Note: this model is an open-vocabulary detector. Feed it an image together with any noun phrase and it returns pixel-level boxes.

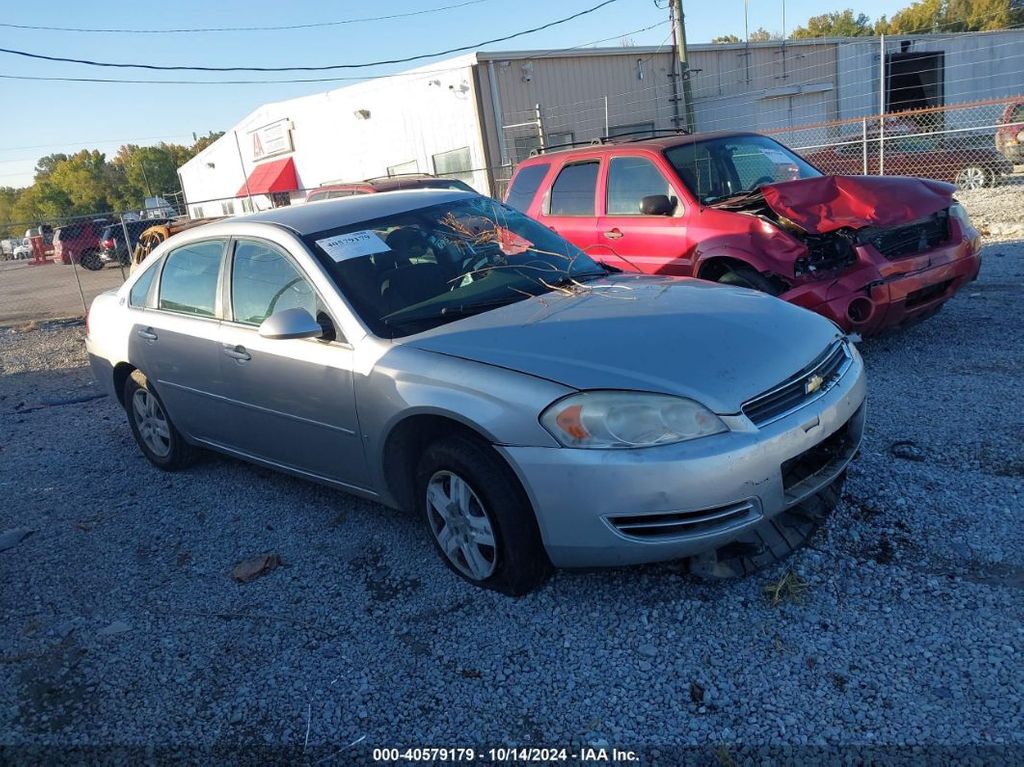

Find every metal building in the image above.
[178,30,1024,215]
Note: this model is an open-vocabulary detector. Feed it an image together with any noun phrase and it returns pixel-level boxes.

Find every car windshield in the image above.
[304,197,607,338]
[665,135,821,205]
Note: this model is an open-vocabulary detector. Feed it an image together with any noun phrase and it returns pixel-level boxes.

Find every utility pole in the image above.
[670,0,696,132]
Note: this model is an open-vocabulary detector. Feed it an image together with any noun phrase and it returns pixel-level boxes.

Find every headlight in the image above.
[540,391,727,449]
[949,203,972,228]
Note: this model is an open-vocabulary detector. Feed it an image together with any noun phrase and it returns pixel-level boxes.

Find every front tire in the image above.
[123,370,195,470]
[716,264,781,295]
[415,436,550,595]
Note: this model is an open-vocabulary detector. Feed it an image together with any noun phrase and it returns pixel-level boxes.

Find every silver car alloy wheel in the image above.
[426,470,497,581]
[132,388,171,458]
[955,166,987,190]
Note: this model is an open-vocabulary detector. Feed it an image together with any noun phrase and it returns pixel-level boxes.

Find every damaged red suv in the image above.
[505,132,982,334]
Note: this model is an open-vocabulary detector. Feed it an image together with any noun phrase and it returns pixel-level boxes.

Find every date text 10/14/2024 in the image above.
[372,746,640,762]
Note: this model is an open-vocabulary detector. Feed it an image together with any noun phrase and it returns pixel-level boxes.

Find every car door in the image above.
[530,157,603,256]
[593,153,692,276]
[216,237,370,490]
[128,238,232,443]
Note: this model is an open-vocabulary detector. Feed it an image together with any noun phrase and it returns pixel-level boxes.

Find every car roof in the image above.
[234,189,477,236]
[517,130,761,163]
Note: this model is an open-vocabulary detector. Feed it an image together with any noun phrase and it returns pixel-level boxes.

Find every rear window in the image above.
[548,161,599,216]
[158,240,225,317]
[505,164,549,211]
[129,263,158,308]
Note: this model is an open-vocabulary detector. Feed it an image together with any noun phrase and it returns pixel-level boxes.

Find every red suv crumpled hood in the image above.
[760,175,955,234]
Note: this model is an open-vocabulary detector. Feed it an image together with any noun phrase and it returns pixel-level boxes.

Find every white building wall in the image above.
[179,57,489,218]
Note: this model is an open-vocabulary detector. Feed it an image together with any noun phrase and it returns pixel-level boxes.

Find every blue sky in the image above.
[0,0,900,187]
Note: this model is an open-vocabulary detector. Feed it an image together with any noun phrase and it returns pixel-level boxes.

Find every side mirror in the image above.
[640,194,676,216]
[258,307,323,340]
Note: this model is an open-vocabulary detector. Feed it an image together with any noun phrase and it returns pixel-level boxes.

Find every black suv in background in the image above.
[98,219,169,266]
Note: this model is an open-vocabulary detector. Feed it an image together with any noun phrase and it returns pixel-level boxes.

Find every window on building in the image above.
[230,240,317,325]
[194,206,205,218]
[512,131,574,163]
[432,146,473,183]
[387,160,419,176]
[505,163,550,212]
[158,240,226,317]
[608,123,655,139]
[221,201,235,215]
[548,161,599,216]
[241,198,255,213]
[606,157,674,215]
[270,192,292,208]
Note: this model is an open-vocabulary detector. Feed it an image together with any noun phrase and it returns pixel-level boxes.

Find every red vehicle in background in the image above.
[53,219,111,270]
[995,101,1024,164]
[305,174,474,202]
[505,131,982,336]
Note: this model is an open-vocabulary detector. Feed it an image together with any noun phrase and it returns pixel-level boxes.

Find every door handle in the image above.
[603,228,624,240]
[223,345,251,362]
[136,328,157,341]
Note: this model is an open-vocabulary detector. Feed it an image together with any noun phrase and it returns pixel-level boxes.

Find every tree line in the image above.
[0,132,223,237]
[712,0,1022,43]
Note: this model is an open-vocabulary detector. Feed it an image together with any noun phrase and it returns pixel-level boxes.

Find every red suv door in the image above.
[529,156,603,256]
[592,151,693,276]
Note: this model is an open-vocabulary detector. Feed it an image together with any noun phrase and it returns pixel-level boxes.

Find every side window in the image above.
[158,240,225,317]
[606,157,674,215]
[548,161,599,216]
[1011,106,1024,123]
[230,240,317,325]
[505,164,550,211]
[129,263,158,308]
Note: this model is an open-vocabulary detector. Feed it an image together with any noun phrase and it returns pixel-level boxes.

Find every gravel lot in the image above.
[2,196,1022,763]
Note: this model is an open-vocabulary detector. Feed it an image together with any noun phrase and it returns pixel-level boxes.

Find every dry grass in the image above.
[762,570,809,606]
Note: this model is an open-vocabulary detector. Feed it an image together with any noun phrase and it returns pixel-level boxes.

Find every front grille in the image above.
[781,416,855,495]
[742,342,851,427]
[608,500,759,541]
[861,209,950,260]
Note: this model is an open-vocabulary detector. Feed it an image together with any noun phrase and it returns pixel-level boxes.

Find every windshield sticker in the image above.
[763,149,792,165]
[316,230,391,262]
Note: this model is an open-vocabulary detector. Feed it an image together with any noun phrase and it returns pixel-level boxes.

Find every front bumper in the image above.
[784,222,982,336]
[499,352,866,568]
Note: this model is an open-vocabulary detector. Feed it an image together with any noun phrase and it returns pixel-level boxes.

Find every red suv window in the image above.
[549,162,599,216]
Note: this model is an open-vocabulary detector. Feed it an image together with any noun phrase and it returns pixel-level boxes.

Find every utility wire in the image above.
[0,0,621,72]
[0,0,490,34]
[0,20,666,87]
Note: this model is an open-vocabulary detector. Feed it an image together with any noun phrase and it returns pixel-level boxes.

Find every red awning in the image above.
[236,157,298,196]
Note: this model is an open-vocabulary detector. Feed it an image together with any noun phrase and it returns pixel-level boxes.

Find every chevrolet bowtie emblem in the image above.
[805,374,825,395]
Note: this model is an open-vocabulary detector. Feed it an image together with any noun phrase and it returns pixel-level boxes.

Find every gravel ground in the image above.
[2,203,1022,763]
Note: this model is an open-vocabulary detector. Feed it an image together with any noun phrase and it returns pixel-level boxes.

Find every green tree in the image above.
[878,0,1023,33]
[749,27,782,41]
[46,150,112,214]
[791,9,874,38]
[712,33,742,43]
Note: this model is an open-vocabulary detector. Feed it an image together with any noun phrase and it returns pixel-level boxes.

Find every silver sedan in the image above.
[86,190,866,594]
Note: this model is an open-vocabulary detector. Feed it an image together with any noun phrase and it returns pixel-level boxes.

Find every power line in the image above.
[0,20,668,87]
[0,0,622,72]
[0,0,489,34]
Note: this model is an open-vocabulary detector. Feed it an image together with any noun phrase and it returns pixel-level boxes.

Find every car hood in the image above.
[404,275,841,414]
[760,175,955,234]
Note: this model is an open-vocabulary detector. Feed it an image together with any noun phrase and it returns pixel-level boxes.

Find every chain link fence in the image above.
[3,95,1021,328]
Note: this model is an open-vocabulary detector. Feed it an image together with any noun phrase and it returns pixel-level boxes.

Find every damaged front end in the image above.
[710,175,982,334]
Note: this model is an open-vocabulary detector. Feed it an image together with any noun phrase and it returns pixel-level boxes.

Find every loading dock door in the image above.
[887,51,944,127]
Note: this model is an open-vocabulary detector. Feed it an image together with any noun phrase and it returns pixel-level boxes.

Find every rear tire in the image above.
[688,472,845,579]
[716,264,781,295]
[79,249,103,271]
[954,165,991,190]
[415,435,551,595]
[123,370,195,471]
